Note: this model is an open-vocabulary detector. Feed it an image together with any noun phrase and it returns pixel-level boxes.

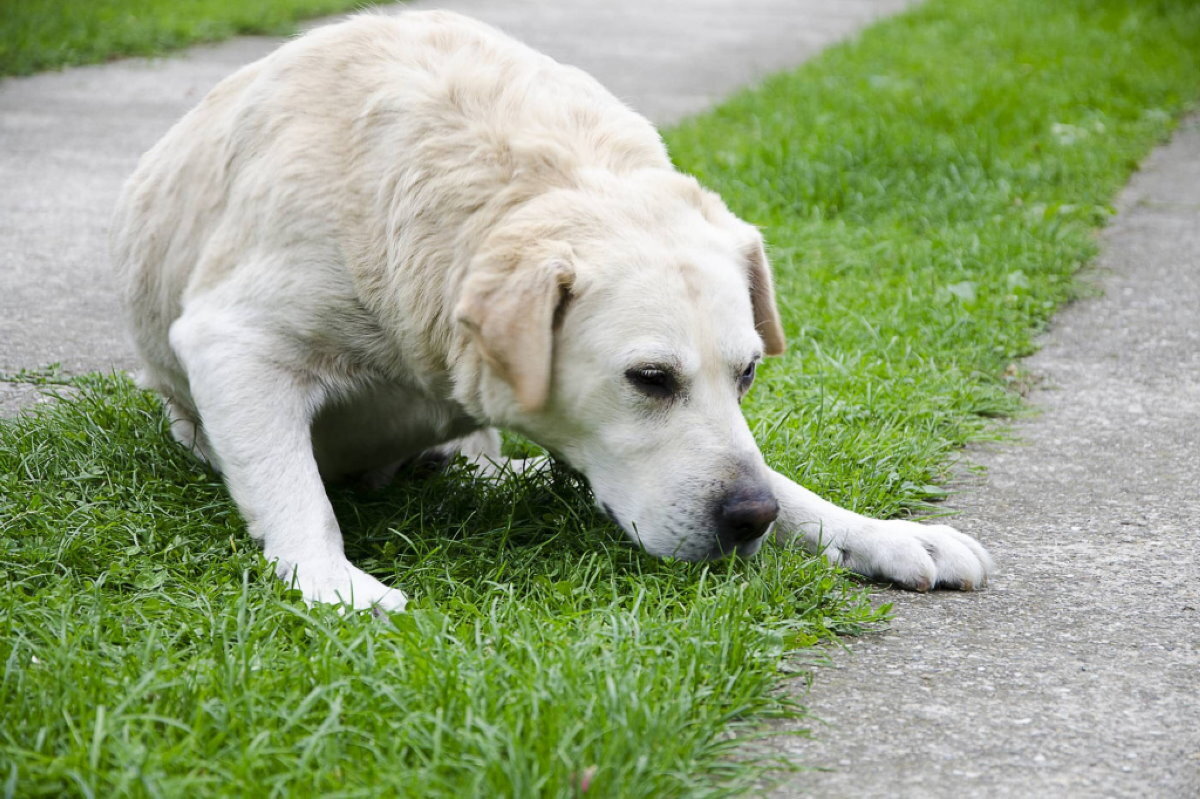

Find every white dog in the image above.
[111,11,992,610]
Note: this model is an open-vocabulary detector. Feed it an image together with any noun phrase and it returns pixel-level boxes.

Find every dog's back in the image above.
[111,10,669,401]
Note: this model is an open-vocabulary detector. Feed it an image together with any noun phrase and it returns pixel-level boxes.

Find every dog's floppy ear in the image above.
[456,243,576,412]
[702,193,788,356]
[742,233,786,356]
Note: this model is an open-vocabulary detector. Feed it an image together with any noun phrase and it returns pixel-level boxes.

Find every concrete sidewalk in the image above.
[0,0,911,414]
[770,116,1200,797]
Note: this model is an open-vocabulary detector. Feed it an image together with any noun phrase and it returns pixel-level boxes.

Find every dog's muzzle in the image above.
[712,483,778,557]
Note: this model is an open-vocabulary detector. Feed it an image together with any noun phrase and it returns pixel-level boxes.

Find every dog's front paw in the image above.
[276,558,408,612]
[828,521,993,592]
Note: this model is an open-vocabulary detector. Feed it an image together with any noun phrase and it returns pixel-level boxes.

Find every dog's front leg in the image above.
[170,312,407,611]
[767,469,993,591]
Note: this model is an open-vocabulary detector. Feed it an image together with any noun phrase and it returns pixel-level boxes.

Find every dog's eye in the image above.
[738,361,757,393]
[625,367,677,398]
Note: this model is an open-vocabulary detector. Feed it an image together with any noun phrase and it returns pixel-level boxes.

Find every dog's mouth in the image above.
[685,534,767,562]
[599,501,767,562]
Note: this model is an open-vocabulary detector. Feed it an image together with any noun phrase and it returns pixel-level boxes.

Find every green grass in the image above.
[3,0,1200,795]
[1,374,871,797]
[0,0,369,77]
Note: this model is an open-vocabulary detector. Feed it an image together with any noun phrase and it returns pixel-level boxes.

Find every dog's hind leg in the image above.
[450,429,553,480]
[767,469,994,592]
[383,429,550,483]
[169,306,407,612]
[164,396,218,469]
[357,429,512,489]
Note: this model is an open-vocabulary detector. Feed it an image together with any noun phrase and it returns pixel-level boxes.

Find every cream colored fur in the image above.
[112,10,992,610]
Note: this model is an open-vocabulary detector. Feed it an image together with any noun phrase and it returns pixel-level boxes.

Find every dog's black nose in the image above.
[716,487,779,546]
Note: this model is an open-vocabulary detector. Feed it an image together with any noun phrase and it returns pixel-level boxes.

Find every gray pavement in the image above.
[3,2,1198,797]
[771,116,1200,797]
[0,0,912,415]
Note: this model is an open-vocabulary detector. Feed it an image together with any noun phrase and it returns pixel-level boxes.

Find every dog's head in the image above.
[456,171,786,561]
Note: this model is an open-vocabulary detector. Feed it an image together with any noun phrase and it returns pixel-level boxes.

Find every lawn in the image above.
[0,0,367,76]
[3,0,1200,796]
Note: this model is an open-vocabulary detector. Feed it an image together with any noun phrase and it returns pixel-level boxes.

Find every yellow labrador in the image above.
[112,11,992,610]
